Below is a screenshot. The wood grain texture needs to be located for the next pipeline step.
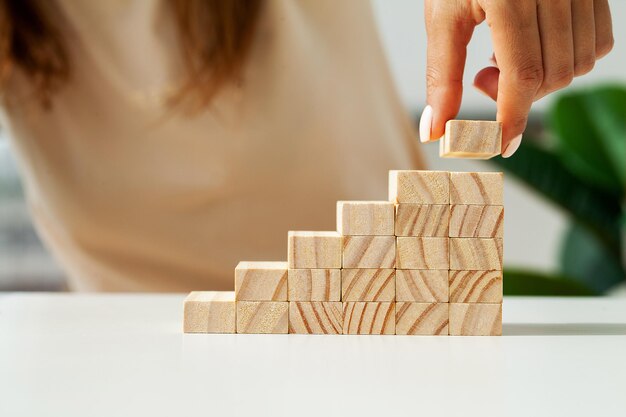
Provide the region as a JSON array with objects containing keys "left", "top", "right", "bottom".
[
  {"left": 450, "top": 238, "right": 503, "bottom": 271},
  {"left": 449, "top": 205, "right": 504, "bottom": 238},
  {"left": 449, "top": 270, "right": 503, "bottom": 303},
  {"left": 337, "top": 201, "right": 395, "bottom": 236},
  {"left": 440, "top": 120, "right": 502, "bottom": 159},
  {"left": 396, "top": 270, "right": 449, "bottom": 302},
  {"left": 289, "top": 302, "right": 343, "bottom": 334},
  {"left": 388, "top": 170, "right": 449, "bottom": 204},
  {"left": 342, "top": 236, "right": 396, "bottom": 268},
  {"left": 235, "top": 261, "right": 288, "bottom": 301},
  {"left": 449, "top": 172, "right": 503, "bottom": 205},
  {"left": 236, "top": 301, "right": 289, "bottom": 334},
  {"left": 288, "top": 269, "right": 341, "bottom": 301},
  {"left": 395, "top": 204, "right": 449, "bottom": 237},
  {"left": 341, "top": 269, "right": 396, "bottom": 301},
  {"left": 288, "top": 231, "right": 342, "bottom": 269},
  {"left": 396, "top": 237, "right": 449, "bottom": 270},
  {"left": 342, "top": 302, "right": 395, "bottom": 335},
  {"left": 395, "top": 302, "right": 449, "bottom": 335},
  {"left": 183, "top": 291, "right": 236, "bottom": 333},
  {"left": 449, "top": 303, "right": 502, "bottom": 336}
]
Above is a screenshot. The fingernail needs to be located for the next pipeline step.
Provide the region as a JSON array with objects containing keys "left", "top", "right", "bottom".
[
  {"left": 502, "top": 134, "right": 522, "bottom": 158},
  {"left": 419, "top": 105, "right": 433, "bottom": 143}
]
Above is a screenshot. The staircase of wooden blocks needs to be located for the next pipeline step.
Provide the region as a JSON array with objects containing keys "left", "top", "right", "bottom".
[{"left": 184, "top": 170, "right": 504, "bottom": 336}]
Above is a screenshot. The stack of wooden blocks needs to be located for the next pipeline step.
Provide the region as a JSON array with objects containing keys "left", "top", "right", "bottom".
[{"left": 184, "top": 120, "right": 504, "bottom": 336}]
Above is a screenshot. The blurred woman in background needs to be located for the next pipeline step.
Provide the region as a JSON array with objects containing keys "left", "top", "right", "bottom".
[{"left": 0, "top": 0, "right": 612, "bottom": 291}]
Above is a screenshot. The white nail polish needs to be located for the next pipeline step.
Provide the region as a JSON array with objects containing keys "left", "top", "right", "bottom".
[
  {"left": 419, "top": 105, "right": 433, "bottom": 143},
  {"left": 502, "top": 134, "right": 522, "bottom": 158}
]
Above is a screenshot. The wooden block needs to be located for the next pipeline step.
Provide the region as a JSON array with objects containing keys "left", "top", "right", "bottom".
[
  {"left": 388, "top": 170, "right": 449, "bottom": 204},
  {"left": 342, "top": 302, "right": 395, "bottom": 335},
  {"left": 395, "top": 204, "right": 449, "bottom": 237},
  {"left": 449, "top": 270, "right": 503, "bottom": 303},
  {"left": 396, "top": 237, "right": 449, "bottom": 270},
  {"left": 449, "top": 172, "right": 503, "bottom": 205},
  {"left": 396, "top": 270, "right": 448, "bottom": 302},
  {"left": 289, "top": 302, "right": 343, "bottom": 334},
  {"left": 449, "top": 303, "right": 502, "bottom": 336},
  {"left": 341, "top": 269, "right": 395, "bottom": 301},
  {"left": 183, "top": 291, "right": 236, "bottom": 333},
  {"left": 342, "top": 236, "right": 396, "bottom": 268},
  {"left": 235, "top": 261, "right": 288, "bottom": 301},
  {"left": 450, "top": 238, "right": 503, "bottom": 271},
  {"left": 288, "top": 231, "right": 342, "bottom": 269},
  {"left": 236, "top": 301, "right": 289, "bottom": 334},
  {"left": 288, "top": 269, "right": 341, "bottom": 301},
  {"left": 337, "top": 201, "right": 395, "bottom": 235},
  {"left": 449, "top": 205, "right": 504, "bottom": 238},
  {"left": 440, "top": 120, "right": 502, "bottom": 159},
  {"left": 395, "top": 302, "right": 449, "bottom": 335}
]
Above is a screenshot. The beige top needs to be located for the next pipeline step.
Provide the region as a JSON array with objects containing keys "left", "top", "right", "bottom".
[{"left": 0, "top": 0, "right": 421, "bottom": 292}]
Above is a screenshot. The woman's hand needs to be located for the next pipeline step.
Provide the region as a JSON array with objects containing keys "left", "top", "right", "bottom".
[{"left": 420, "top": 0, "right": 614, "bottom": 157}]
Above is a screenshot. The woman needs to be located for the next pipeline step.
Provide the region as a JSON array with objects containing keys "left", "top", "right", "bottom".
[{"left": 0, "top": 0, "right": 613, "bottom": 292}]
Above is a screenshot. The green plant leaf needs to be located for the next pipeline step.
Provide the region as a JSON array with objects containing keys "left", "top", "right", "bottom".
[
  {"left": 549, "top": 85, "right": 626, "bottom": 196},
  {"left": 560, "top": 222, "right": 626, "bottom": 293},
  {"left": 504, "top": 268, "right": 597, "bottom": 296},
  {"left": 489, "top": 140, "right": 622, "bottom": 257}
]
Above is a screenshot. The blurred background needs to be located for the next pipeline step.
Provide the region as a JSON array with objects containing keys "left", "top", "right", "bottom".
[{"left": 1, "top": 0, "right": 625, "bottom": 294}]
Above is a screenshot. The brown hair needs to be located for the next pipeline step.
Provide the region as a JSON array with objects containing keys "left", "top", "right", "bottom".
[{"left": 0, "top": 0, "right": 263, "bottom": 109}]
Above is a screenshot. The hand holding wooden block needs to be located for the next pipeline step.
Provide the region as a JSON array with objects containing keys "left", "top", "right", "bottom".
[
  {"left": 449, "top": 303, "right": 502, "bottom": 336},
  {"left": 396, "top": 270, "right": 448, "bottom": 302},
  {"left": 396, "top": 237, "right": 449, "bottom": 270},
  {"left": 337, "top": 201, "right": 394, "bottom": 235},
  {"left": 341, "top": 269, "right": 395, "bottom": 301},
  {"left": 236, "top": 301, "right": 289, "bottom": 334},
  {"left": 288, "top": 231, "right": 342, "bottom": 269},
  {"left": 395, "top": 302, "right": 449, "bottom": 335},
  {"left": 342, "top": 235, "right": 396, "bottom": 268},
  {"left": 388, "top": 170, "right": 449, "bottom": 204},
  {"left": 343, "top": 302, "right": 395, "bottom": 334},
  {"left": 450, "top": 172, "right": 503, "bottom": 205},
  {"left": 395, "top": 204, "right": 449, "bottom": 237},
  {"left": 235, "top": 261, "right": 288, "bottom": 301},
  {"left": 183, "top": 291, "right": 236, "bottom": 333},
  {"left": 289, "top": 302, "right": 343, "bottom": 334},
  {"left": 440, "top": 120, "right": 502, "bottom": 159},
  {"left": 288, "top": 269, "right": 341, "bottom": 301}
]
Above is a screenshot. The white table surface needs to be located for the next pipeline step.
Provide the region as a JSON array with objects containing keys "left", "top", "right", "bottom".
[{"left": 1, "top": 293, "right": 625, "bottom": 417}]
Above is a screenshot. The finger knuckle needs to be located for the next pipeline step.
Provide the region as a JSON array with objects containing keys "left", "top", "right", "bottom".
[
  {"left": 511, "top": 60, "right": 544, "bottom": 90},
  {"left": 574, "top": 56, "right": 595, "bottom": 76},
  {"left": 544, "top": 65, "right": 574, "bottom": 92},
  {"left": 596, "top": 35, "right": 615, "bottom": 58}
]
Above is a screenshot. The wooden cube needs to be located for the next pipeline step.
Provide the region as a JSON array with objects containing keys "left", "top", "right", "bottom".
[
  {"left": 388, "top": 170, "right": 449, "bottom": 204},
  {"left": 341, "top": 269, "right": 395, "bottom": 301},
  {"left": 289, "top": 302, "right": 343, "bottom": 334},
  {"left": 395, "top": 302, "right": 449, "bottom": 335},
  {"left": 449, "top": 205, "right": 504, "bottom": 238},
  {"left": 440, "top": 120, "right": 502, "bottom": 159},
  {"left": 449, "top": 172, "right": 503, "bottom": 205},
  {"left": 395, "top": 204, "right": 449, "bottom": 237},
  {"left": 236, "top": 301, "right": 289, "bottom": 334},
  {"left": 449, "top": 270, "right": 503, "bottom": 303},
  {"left": 449, "top": 303, "right": 502, "bottom": 336},
  {"left": 396, "top": 237, "right": 449, "bottom": 270},
  {"left": 183, "top": 291, "right": 236, "bottom": 333},
  {"left": 288, "top": 231, "right": 342, "bottom": 269},
  {"left": 235, "top": 261, "right": 288, "bottom": 301},
  {"left": 450, "top": 238, "right": 503, "bottom": 271},
  {"left": 342, "top": 302, "right": 395, "bottom": 335},
  {"left": 396, "top": 270, "right": 448, "bottom": 302},
  {"left": 337, "top": 201, "right": 395, "bottom": 235},
  {"left": 288, "top": 269, "right": 341, "bottom": 301},
  {"left": 342, "top": 236, "right": 395, "bottom": 268}
]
